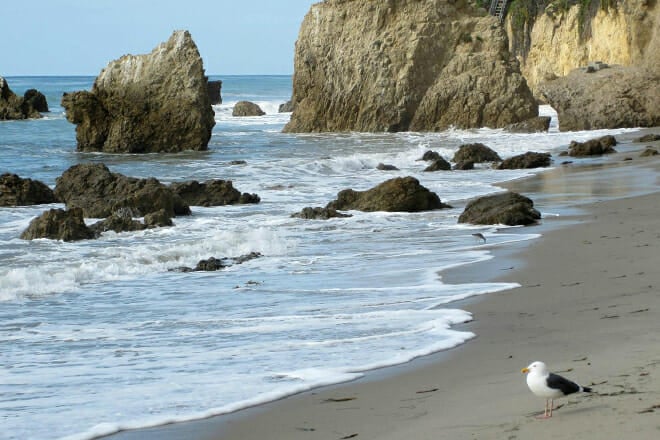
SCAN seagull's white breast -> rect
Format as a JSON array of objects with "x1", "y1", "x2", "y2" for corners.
[{"x1": 527, "y1": 372, "x2": 563, "y2": 398}]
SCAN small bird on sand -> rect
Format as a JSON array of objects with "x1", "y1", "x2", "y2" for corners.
[
  {"x1": 521, "y1": 361, "x2": 592, "y2": 418},
  {"x1": 471, "y1": 232, "x2": 486, "y2": 243}
]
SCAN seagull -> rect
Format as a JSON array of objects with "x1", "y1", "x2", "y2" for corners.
[{"x1": 521, "y1": 361, "x2": 592, "y2": 418}]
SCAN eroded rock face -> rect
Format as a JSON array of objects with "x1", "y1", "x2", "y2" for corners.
[
  {"x1": 0, "y1": 76, "x2": 42, "y2": 120},
  {"x1": 54, "y1": 163, "x2": 190, "y2": 218},
  {"x1": 539, "y1": 66, "x2": 660, "y2": 131},
  {"x1": 458, "y1": 192, "x2": 541, "y2": 226},
  {"x1": 61, "y1": 30, "x2": 215, "y2": 153},
  {"x1": 497, "y1": 152, "x2": 552, "y2": 169},
  {"x1": 284, "y1": 0, "x2": 537, "y2": 133},
  {"x1": 0, "y1": 173, "x2": 58, "y2": 206},
  {"x1": 20, "y1": 208, "x2": 95, "y2": 241},
  {"x1": 170, "y1": 180, "x2": 260, "y2": 206},
  {"x1": 326, "y1": 176, "x2": 450, "y2": 212}
]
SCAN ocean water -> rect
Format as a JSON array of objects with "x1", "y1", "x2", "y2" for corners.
[{"x1": 0, "y1": 75, "x2": 639, "y2": 440}]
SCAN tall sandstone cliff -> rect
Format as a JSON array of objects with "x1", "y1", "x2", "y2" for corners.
[
  {"x1": 507, "y1": 0, "x2": 659, "y2": 94},
  {"x1": 284, "y1": 0, "x2": 537, "y2": 133}
]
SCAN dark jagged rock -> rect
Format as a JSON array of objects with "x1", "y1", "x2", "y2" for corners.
[
  {"x1": 20, "y1": 207, "x2": 95, "y2": 241},
  {"x1": 424, "y1": 157, "x2": 451, "y2": 172},
  {"x1": 144, "y1": 209, "x2": 174, "y2": 227},
  {"x1": 278, "y1": 100, "x2": 294, "y2": 113},
  {"x1": 170, "y1": 180, "x2": 260, "y2": 207},
  {"x1": 568, "y1": 135, "x2": 617, "y2": 157},
  {"x1": 232, "y1": 101, "x2": 265, "y2": 116},
  {"x1": 207, "y1": 80, "x2": 222, "y2": 104},
  {"x1": 0, "y1": 76, "x2": 42, "y2": 120},
  {"x1": 452, "y1": 143, "x2": 502, "y2": 163},
  {"x1": 497, "y1": 152, "x2": 552, "y2": 169},
  {"x1": 326, "y1": 176, "x2": 451, "y2": 213},
  {"x1": 291, "y1": 206, "x2": 352, "y2": 220},
  {"x1": 640, "y1": 147, "x2": 659, "y2": 157},
  {"x1": 0, "y1": 173, "x2": 58, "y2": 206},
  {"x1": 376, "y1": 163, "x2": 399, "y2": 171},
  {"x1": 458, "y1": 192, "x2": 541, "y2": 226},
  {"x1": 418, "y1": 151, "x2": 442, "y2": 162},
  {"x1": 172, "y1": 252, "x2": 263, "y2": 272},
  {"x1": 635, "y1": 134, "x2": 660, "y2": 143},
  {"x1": 453, "y1": 161, "x2": 475, "y2": 170},
  {"x1": 54, "y1": 163, "x2": 190, "y2": 218},
  {"x1": 23, "y1": 89, "x2": 49, "y2": 112},
  {"x1": 505, "y1": 116, "x2": 551, "y2": 133},
  {"x1": 90, "y1": 210, "x2": 147, "y2": 235},
  {"x1": 61, "y1": 31, "x2": 215, "y2": 153}
]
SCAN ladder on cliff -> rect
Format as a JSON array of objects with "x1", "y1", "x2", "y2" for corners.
[{"x1": 489, "y1": 0, "x2": 509, "y2": 22}]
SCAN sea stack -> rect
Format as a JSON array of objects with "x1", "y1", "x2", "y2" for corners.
[
  {"x1": 61, "y1": 30, "x2": 215, "y2": 153},
  {"x1": 284, "y1": 0, "x2": 537, "y2": 133}
]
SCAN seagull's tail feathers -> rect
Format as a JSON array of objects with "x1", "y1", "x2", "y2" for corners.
[{"x1": 580, "y1": 385, "x2": 592, "y2": 393}]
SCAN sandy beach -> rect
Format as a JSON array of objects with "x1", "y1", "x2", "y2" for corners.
[{"x1": 108, "y1": 136, "x2": 660, "y2": 440}]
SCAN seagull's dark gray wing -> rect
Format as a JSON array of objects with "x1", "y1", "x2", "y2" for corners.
[{"x1": 546, "y1": 373, "x2": 581, "y2": 395}]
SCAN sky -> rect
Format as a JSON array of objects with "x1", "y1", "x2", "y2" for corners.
[{"x1": 0, "y1": 0, "x2": 317, "y2": 76}]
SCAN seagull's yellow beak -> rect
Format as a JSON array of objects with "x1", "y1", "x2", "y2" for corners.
[{"x1": 521, "y1": 367, "x2": 530, "y2": 374}]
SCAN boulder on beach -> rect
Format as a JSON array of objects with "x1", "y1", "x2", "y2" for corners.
[
  {"x1": 0, "y1": 173, "x2": 58, "y2": 206},
  {"x1": 283, "y1": 0, "x2": 537, "y2": 133},
  {"x1": 452, "y1": 143, "x2": 502, "y2": 163},
  {"x1": 326, "y1": 176, "x2": 451, "y2": 212},
  {"x1": 20, "y1": 207, "x2": 95, "y2": 241},
  {"x1": 424, "y1": 157, "x2": 452, "y2": 172},
  {"x1": 291, "y1": 206, "x2": 352, "y2": 220},
  {"x1": 232, "y1": 101, "x2": 265, "y2": 117},
  {"x1": 458, "y1": 192, "x2": 541, "y2": 226},
  {"x1": 0, "y1": 76, "x2": 42, "y2": 120},
  {"x1": 170, "y1": 180, "x2": 260, "y2": 206},
  {"x1": 54, "y1": 163, "x2": 190, "y2": 218},
  {"x1": 568, "y1": 135, "x2": 617, "y2": 157},
  {"x1": 453, "y1": 161, "x2": 475, "y2": 170},
  {"x1": 61, "y1": 30, "x2": 215, "y2": 153},
  {"x1": 497, "y1": 152, "x2": 552, "y2": 170}
]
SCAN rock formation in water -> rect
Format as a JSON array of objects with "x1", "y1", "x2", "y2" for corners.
[
  {"x1": 568, "y1": 135, "x2": 617, "y2": 157},
  {"x1": 54, "y1": 163, "x2": 190, "y2": 218},
  {"x1": 170, "y1": 180, "x2": 260, "y2": 206},
  {"x1": 326, "y1": 176, "x2": 451, "y2": 212},
  {"x1": 497, "y1": 152, "x2": 552, "y2": 169},
  {"x1": 61, "y1": 30, "x2": 215, "y2": 153},
  {"x1": 0, "y1": 77, "x2": 43, "y2": 120},
  {"x1": 284, "y1": 0, "x2": 537, "y2": 133},
  {"x1": 0, "y1": 173, "x2": 58, "y2": 206},
  {"x1": 20, "y1": 208, "x2": 95, "y2": 241},
  {"x1": 232, "y1": 101, "x2": 265, "y2": 116},
  {"x1": 452, "y1": 143, "x2": 501, "y2": 163}
]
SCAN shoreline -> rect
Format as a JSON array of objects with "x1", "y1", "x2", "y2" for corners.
[{"x1": 105, "y1": 136, "x2": 660, "y2": 440}]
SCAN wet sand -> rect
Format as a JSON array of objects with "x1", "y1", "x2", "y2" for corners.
[{"x1": 107, "y1": 134, "x2": 660, "y2": 440}]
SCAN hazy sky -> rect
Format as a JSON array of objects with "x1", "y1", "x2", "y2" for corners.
[{"x1": 1, "y1": 0, "x2": 317, "y2": 76}]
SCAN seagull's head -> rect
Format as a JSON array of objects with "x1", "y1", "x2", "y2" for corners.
[{"x1": 521, "y1": 361, "x2": 548, "y2": 375}]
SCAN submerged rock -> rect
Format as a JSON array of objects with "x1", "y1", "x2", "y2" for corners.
[
  {"x1": 635, "y1": 134, "x2": 660, "y2": 143},
  {"x1": 453, "y1": 161, "x2": 475, "y2": 170},
  {"x1": 0, "y1": 173, "x2": 58, "y2": 206},
  {"x1": 423, "y1": 157, "x2": 452, "y2": 172},
  {"x1": 418, "y1": 151, "x2": 442, "y2": 162},
  {"x1": 497, "y1": 152, "x2": 552, "y2": 169},
  {"x1": 458, "y1": 192, "x2": 541, "y2": 226},
  {"x1": 284, "y1": 0, "x2": 536, "y2": 132},
  {"x1": 20, "y1": 207, "x2": 95, "y2": 241},
  {"x1": 170, "y1": 180, "x2": 260, "y2": 206},
  {"x1": 291, "y1": 206, "x2": 352, "y2": 220},
  {"x1": 232, "y1": 101, "x2": 265, "y2": 117},
  {"x1": 89, "y1": 210, "x2": 147, "y2": 236},
  {"x1": 376, "y1": 163, "x2": 399, "y2": 171},
  {"x1": 326, "y1": 176, "x2": 451, "y2": 212},
  {"x1": 452, "y1": 143, "x2": 502, "y2": 163},
  {"x1": 568, "y1": 135, "x2": 617, "y2": 157},
  {"x1": 172, "y1": 252, "x2": 263, "y2": 272},
  {"x1": 61, "y1": 30, "x2": 215, "y2": 153},
  {"x1": 54, "y1": 163, "x2": 190, "y2": 218},
  {"x1": 640, "y1": 147, "x2": 659, "y2": 157}
]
